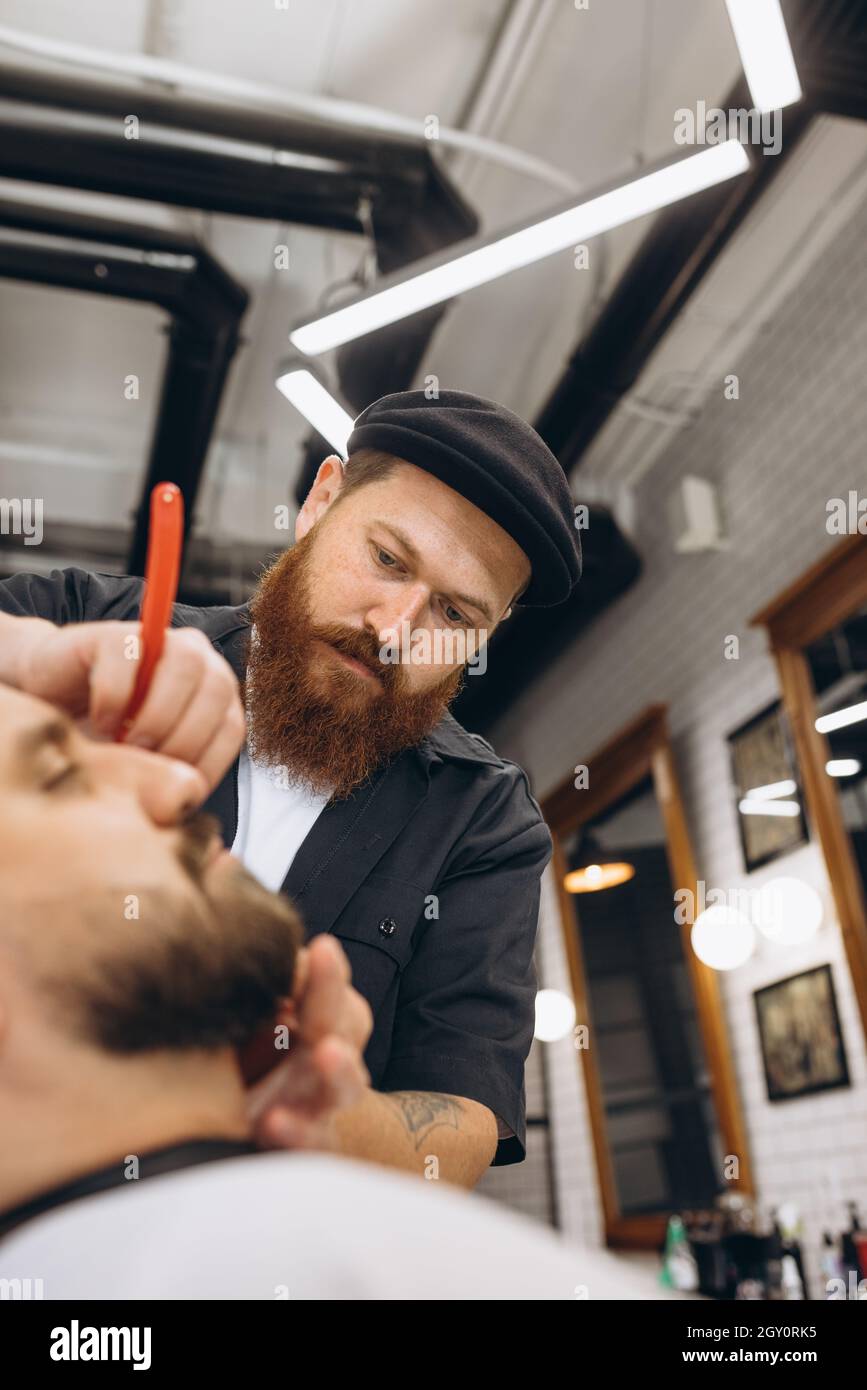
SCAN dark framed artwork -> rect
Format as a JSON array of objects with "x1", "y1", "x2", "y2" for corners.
[
  {"x1": 754, "y1": 964, "x2": 850, "y2": 1102},
  {"x1": 727, "y1": 700, "x2": 809, "y2": 872}
]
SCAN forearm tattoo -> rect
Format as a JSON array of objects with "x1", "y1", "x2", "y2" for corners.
[{"x1": 383, "y1": 1091, "x2": 464, "y2": 1150}]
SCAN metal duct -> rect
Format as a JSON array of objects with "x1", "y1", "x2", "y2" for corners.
[
  {"x1": 0, "y1": 198, "x2": 249, "y2": 573},
  {"x1": 0, "y1": 62, "x2": 478, "y2": 565}
]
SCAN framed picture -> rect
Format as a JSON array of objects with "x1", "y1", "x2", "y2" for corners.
[
  {"x1": 727, "y1": 700, "x2": 809, "y2": 872},
  {"x1": 754, "y1": 964, "x2": 850, "y2": 1103}
]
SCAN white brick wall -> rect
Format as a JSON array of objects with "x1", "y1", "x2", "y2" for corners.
[
  {"x1": 475, "y1": 1031, "x2": 556, "y2": 1224},
  {"x1": 488, "y1": 185, "x2": 867, "y2": 1294}
]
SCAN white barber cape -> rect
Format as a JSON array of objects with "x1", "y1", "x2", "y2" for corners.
[{"x1": 0, "y1": 1152, "x2": 678, "y2": 1301}]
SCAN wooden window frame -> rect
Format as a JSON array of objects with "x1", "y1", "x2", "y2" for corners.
[
  {"x1": 750, "y1": 533, "x2": 867, "y2": 1043},
  {"x1": 542, "y1": 703, "x2": 754, "y2": 1250}
]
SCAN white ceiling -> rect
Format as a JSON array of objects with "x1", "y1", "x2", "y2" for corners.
[{"x1": 0, "y1": 0, "x2": 859, "y2": 561}]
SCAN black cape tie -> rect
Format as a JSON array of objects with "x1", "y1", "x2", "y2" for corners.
[{"x1": 0, "y1": 1137, "x2": 258, "y2": 1242}]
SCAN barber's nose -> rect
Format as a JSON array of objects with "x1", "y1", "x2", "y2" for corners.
[
  {"x1": 368, "y1": 583, "x2": 429, "y2": 642},
  {"x1": 89, "y1": 742, "x2": 209, "y2": 826}
]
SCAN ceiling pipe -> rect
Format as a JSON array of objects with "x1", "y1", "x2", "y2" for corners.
[
  {"x1": 0, "y1": 25, "x2": 578, "y2": 194},
  {"x1": 0, "y1": 62, "x2": 475, "y2": 237},
  {"x1": 0, "y1": 61, "x2": 478, "y2": 566},
  {"x1": 0, "y1": 199, "x2": 249, "y2": 574}
]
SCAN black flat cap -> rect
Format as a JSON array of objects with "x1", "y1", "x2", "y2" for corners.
[{"x1": 346, "y1": 389, "x2": 581, "y2": 606}]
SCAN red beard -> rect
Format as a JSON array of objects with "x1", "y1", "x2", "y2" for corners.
[{"x1": 244, "y1": 531, "x2": 464, "y2": 799}]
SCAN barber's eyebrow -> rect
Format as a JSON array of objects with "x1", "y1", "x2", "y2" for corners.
[
  {"x1": 15, "y1": 715, "x2": 72, "y2": 767},
  {"x1": 374, "y1": 521, "x2": 496, "y2": 624}
]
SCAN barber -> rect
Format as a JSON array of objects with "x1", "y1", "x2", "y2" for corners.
[{"x1": 0, "y1": 390, "x2": 581, "y2": 1187}]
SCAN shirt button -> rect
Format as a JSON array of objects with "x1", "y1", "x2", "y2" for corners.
[{"x1": 378, "y1": 917, "x2": 397, "y2": 938}]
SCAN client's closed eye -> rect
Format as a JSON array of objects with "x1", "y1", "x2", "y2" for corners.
[{"x1": 43, "y1": 762, "x2": 90, "y2": 795}]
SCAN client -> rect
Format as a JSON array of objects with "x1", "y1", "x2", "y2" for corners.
[{"x1": 0, "y1": 682, "x2": 672, "y2": 1300}]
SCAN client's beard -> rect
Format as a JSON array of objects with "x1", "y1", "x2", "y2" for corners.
[
  {"x1": 245, "y1": 529, "x2": 465, "y2": 799},
  {"x1": 40, "y1": 814, "x2": 302, "y2": 1055}
]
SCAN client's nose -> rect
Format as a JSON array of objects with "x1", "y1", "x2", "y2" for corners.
[{"x1": 87, "y1": 741, "x2": 209, "y2": 825}]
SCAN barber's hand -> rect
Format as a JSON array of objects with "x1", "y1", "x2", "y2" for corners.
[
  {"x1": 247, "y1": 935, "x2": 373, "y2": 1152},
  {"x1": 15, "y1": 619, "x2": 245, "y2": 793}
]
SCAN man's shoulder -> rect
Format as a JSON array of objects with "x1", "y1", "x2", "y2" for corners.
[
  {"x1": 423, "y1": 711, "x2": 505, "y2": 769},
  {"x1": 3, "y1": 566, "x2": 251, "y2": 643},
  {"x1": 170, "y1": 595, "x2": 250, "y2": 645},
  {"x1": 78, "y1": 570, "x2": 251, "y2": 672},
  {"x1": 420, "y1": 713, "x2": 548, "y2": 833}
]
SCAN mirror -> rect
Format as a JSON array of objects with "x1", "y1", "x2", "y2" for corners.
[
  {"x1": 560, "y1": 773, "x2": 724, "y2": 1218},
  {"x1": 543, "y1": 704, "x2": 752, "y2": 1249},
  {"x1": 751, "y1": 535, "x2": 867, "y2": 1044},
  {"x1": 806, "y1": 600, "x2": 867, "y2": 906}
]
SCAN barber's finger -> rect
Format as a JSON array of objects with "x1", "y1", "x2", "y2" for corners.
[
  {"x1": 192, "y1": 698, "x2": 247, "y2": 791},
  {"x1": 153, "y1": 657, "x2": 240, "y2": 764},
  {"x1": 122, "y1": 634, "x2": 203, "y2": 748},
  {"x1": 344, "y1": 986, "x2": 374, "y2": 1051},
  {"x1": 254, "y1": 1107, "x2": 330, "y2": 1153},
  {"x1": 86, "y1": 625, "x2": 142, "y2": 732},
  {"x1": 248, "y1": 1035, "x2": 367, "y2": 1123},
  {"x1": 295, "y1": 934, "x2": 353, "y2": 1040},
  {"x1": 280, "y1": 1037, "x2": 369, "y2": 1118},
  {"x1": 310, "y1": 1035, "x2": 370, "y2": 1112},
  {"x1": 300, "y1": 968, "x2": 372, "y2": 1055},
  {"x1": 247, "y1": 1059, "x2": 301, "y2": 1123},
  {"x1": 253, "y1": 1041, "x2": 368, "y2": 1147}
]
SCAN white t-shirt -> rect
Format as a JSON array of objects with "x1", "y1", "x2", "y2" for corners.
[
  {"x1": 0, "y1": 1151, "x2": 683, "y2": 1301},
  {"x1": 231, "y1": 744, "x2": 330, "y2": 893}
]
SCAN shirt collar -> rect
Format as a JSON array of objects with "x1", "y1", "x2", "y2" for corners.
[{"x1": 414, "y1": 712, "x2": 502, "y2": 770}]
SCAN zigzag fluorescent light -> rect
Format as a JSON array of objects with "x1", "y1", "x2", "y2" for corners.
[
  {"x1": 725, "y1": 0, "x2": 802, "y2": 114},
  {"x1": 289, "y1": 141, "x2": 750, "y2": 356}
]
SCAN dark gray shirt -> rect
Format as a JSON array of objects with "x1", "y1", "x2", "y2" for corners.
[{"x1": 1, "y1": 567, "x2": 552, "y2": 1164}]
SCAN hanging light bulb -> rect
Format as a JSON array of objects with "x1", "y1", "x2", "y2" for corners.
[
  {"x1": 534, "y1": 989, "x2": 577, "y2": 1042},
  {"x1": 752, "y1": 876, "x2": 822, "y2": 946},
  {"x1": 563, "y1": 830, "x2": 635, "y2": 894},
  {"x1": 691, "y1": 904, "x2": 756, "y2": 970}
]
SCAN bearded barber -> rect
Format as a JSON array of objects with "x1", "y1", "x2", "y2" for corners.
[{"x1": 0, "y1": 390, "x2": 581, "y2": 1188}]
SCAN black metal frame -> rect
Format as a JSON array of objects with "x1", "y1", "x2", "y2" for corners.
[
  {"x1": 0, "y1": 200, "x2": 249, "y2": 574},
  {"x1": 0, "y1": 62, "x2": 477, "y2": 570}
]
